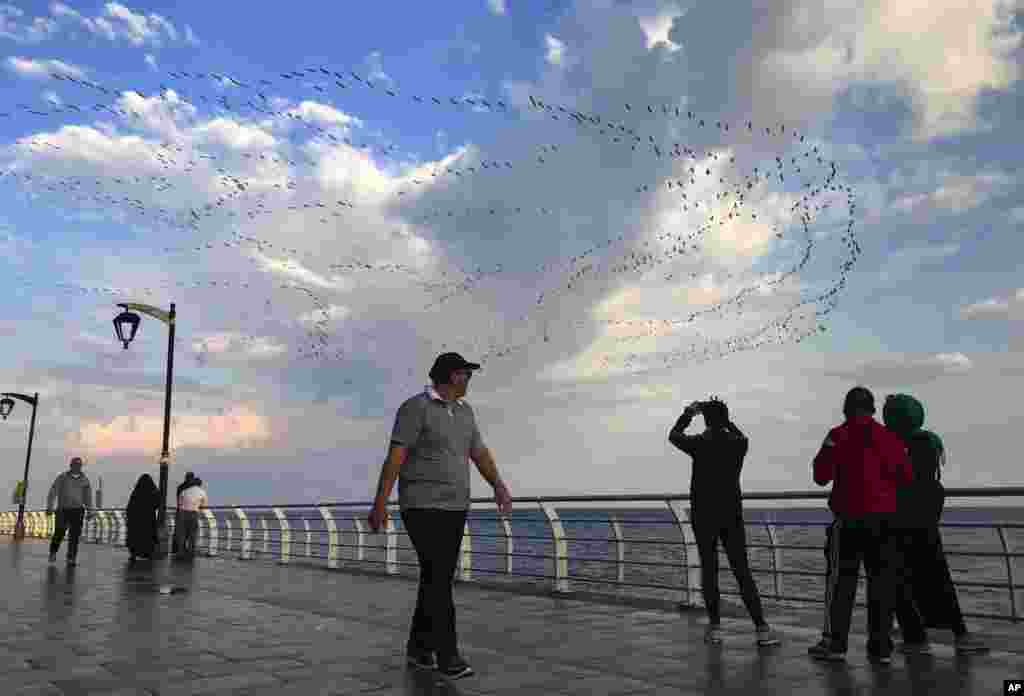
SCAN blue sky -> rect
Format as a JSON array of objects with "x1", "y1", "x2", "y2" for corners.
[{"x1": 1, "y1": 0, "x2": 1022, "y2": 508}]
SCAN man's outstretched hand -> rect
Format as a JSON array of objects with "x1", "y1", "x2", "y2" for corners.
[{"x1": 494, "y1": 479, "x2": 513, "y2": 515}]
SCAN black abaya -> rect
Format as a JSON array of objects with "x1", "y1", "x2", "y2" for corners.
[{"x1": 126, "y1": 474, "x2": 160, "y2": 559}]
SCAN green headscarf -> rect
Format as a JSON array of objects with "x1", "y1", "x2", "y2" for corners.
[{"x1": 882, "y1": 393, "x2": 924, "y2": 437}]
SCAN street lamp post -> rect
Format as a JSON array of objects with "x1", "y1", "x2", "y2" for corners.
[
  {"x1": 114, "y1": 301, "x2": 176, "y2": 558},
  {"x1": 1, "y1": 391, "x2": 40, "y2": 541}
]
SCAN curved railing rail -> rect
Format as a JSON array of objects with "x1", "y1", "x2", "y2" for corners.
[{"x1": 4, "y1": 486, "x2": 1022, "y2": 622}]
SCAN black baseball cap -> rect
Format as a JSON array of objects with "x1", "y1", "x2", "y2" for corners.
[{"x1": 429, "y1": 352, "x2": 481, "y2": 383}]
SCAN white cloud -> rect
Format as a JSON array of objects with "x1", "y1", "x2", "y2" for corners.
[
  {"x1": 959, "y1": 289, "x2": 1024, "y2": 321},
  {"x1": 487, "y1": 0, "x2": 507, "y2": 15},
  {"x1": 144, "y1": 53, "x2": 157, "y2": 70},
  {"x1": 824, "y1": 351, "x2": 974, "y2": 387},
  {"x1": 5, "y1": 2, "x2": 196, "y2": 47},
  {"x1": 6, "y1": 56, "x2": 86, "y2": 79},
  {"x1": 544, "y1": 34, "x2": 566, "y2": 65},
  {"x1": 287, "y1": 101, "x2": 361, "y2": 130},
  {"x1": 192, "y1": 117, "x2": 277, "y2": 151},
  {"x1": 757, "y1": 0, "x2": 1023, "y2": 139}
]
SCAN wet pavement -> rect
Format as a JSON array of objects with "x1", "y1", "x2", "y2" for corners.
[{"x1": 2, "y1": 537, "x2": 1021, "y2": 695}]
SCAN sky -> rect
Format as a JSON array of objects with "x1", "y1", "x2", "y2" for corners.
[{"x1": 0, "y1": 0, "x2": 1022, "y2": 509}]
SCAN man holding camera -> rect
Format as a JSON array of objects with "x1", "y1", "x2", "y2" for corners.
[{"x1": 669, "y1": 397, "x2": 780, "y2": 646}]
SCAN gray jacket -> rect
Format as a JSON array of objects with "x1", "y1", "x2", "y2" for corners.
[{"x1": 47, "y1": 472, "x2": 93, "y2": 510}]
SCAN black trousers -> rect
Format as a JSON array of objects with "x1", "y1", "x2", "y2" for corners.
[
  {"x1": 827, "y1": 515, "x2": 923, "y2": 654},
  {"x1": 896, "y1": 526, "x2": 967, "y2": 636},
  {"x1": 176, "y1": 511, "x2": 200, "y2": 558},
  {"x1": 402, "y1": 508, "x2": 467, "y2": 663},
  {"x1": 691, "y1": 511, "x2": 766, "y2": 626},
  {"x1": 50, "y1": 508, "x2": 85, "y2": 559}
]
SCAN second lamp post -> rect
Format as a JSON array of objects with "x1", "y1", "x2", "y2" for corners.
[{"x1": 114, "y1": 301, "x2": 176, "y2": 558}]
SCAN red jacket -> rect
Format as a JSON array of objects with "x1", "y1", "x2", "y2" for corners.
[{"x1": 813, "y1": 415, "x2": 912, "y2": 517}]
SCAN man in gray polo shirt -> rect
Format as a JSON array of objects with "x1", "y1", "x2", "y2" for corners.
[{"x1": 368, "y1": 352, "x2": 512, "y2": 679}]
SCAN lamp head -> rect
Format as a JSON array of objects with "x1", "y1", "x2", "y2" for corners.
[
  {"x1": 0, "y1": 396, "x2": 13, "y2": 420},
  {"x1": 113, "y1": 308, "x2": 141, "y2": 349}
]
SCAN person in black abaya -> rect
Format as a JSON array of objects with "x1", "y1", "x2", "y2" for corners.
[{"x1": 126, "y1": 474, "x2": 160, "y2": 562}]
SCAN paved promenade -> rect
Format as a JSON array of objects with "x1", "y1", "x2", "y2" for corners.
[{"x1": 3, "y1": 537, "x2": 1021, "y2": 696}]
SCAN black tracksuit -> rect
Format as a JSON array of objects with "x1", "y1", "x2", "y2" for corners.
[{"x1": 670, "y1": 412, "x2": 767, "y2": 626}]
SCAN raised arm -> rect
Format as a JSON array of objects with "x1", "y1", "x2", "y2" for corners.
[{"x1": 669, "y1": 403, "x2": 701, "y2": 457}]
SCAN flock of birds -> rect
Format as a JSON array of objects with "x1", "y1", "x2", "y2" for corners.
[{"x1": 0, "y1": 57, "x2": 862, "y2": 372}]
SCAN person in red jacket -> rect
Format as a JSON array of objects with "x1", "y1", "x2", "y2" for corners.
[{"x1": 808, "y1": 386, "x2": 917, "y2": 664}]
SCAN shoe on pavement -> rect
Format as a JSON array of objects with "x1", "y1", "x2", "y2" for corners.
[
  {"x1": 704, "y1": 624, "x2": 723, "y2": 645},
  {"x1": 48, "y1": 552, "x2": 57, "y2": 564},
  {"x1": 755, "y1": 625, "x2": 781, "y2": 647},
  {"x1": 809, "y1": 640, "x2": 846, "y2": 662},
  {"x1": 66, "y1": 557, "x2": 77, "y2": 567},
  {"x1": 406, "y1": 649, "x2": 437, "y2": 670},
  {"x1": 954, "y1": 634, "x2": 989, "y2": 655},
  {"x1": 867, "y1": 652, "x2": 892, "y2": 665},
  {"x1": 438, "y1": 657, "x2": 473, "y2": 679}
]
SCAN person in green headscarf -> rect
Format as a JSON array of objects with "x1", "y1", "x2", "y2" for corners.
[{"x1": 883, "y1": 393, "x2": 988, "y2": 654}]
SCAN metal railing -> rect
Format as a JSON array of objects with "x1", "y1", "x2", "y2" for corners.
[{"x1": 5, "y1": 487, "x2": 1022, "y2": 622}]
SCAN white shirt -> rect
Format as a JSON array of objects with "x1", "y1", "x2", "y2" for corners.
[{"x1": 178, "y1": 486, "x2": 207, "y2": 512}]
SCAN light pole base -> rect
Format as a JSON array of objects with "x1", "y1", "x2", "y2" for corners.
[
  {"x1": 13, "y1": 521, "x2": 26, "y2": 540},
  {"x1": 152, "y1": 520, "x2": 172, "y2": 560}
]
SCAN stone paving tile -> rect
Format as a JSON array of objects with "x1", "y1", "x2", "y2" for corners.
[{"x1": 148, "y1": 671, "x2": 281, "y2": 696}]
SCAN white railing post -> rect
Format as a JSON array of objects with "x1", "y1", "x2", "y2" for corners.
[
  {"x1": 204, "y1": 510, "x2": 219, "y2": 556},
  {"x1": 261, "y1": 515, "x2": 270, "y2": 556},
  {"x1": 539, "y1": 502, "x2": 571, "y2": 594},
  {"x1": 319, "y1": 507, "x2": 339, "y2": 569},
  {"x1": 235, "y1": 508, "x2": 252, "y2": 560},
  {"x1": 457, "y1": 520, "x2": 472, "y2": 583},
  {"x1": 500, "y1": 514, "x2": 514, "y2": 574},
  {"x1": 667, "y1": 499, "x2": 702, "y2": 608},
  {"x1": 352, "y1": 515, "x2": 366, "y2": 562},
  {"x1": 96, "y1": 511, "x2": 109, "y2": 543},
  {"x1": 274, "y1": 508, "x2": 291, "y2": 564},
  {"x1": 48, "y1": 511, "x2": 56, "y2": 537},
  {"x1": 112, "y1": 511, "x2": 125, "y2": 545},
  {"x1": 303, "y1": 519, "x2": 312, "y2": 558},
  {"x1": 996, "y1": 525, "x2": 1019, "y2": 621},
  {"x1": 764, "y1": 522, "x2": 783, "y2": 601},
  {"x1": 223, "y1": 515, "x2": 234, "y2": 553},
  {"x1": 609, "y1": 513, "x2": 626, "y2": 585},
  {"x1": 384, "y1": 515, "x2": 398, "y2": 574}
]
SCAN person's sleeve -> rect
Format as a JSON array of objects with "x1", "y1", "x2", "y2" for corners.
[
  {"x1": 46, "y1": 475, "x2": 60, "y2": 509},
  {"x1": 813, "y1": 428, "x2": 838, "y2": 486},
  {"x1": 390, "y1": 398, "x2": 424, "y2": 448},
  {"x1": 469, "y1": 408, "x2": 485, "y2": 453},
  {"x1": 668, "y1": 412, "x2": 700, "y2": 457}
]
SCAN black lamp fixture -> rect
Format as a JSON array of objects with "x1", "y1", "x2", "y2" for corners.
[
  {"x1": 0, "y1": 396, "x2": 14, "y2": 420},
  {"x1": 113, "y1": 308, "x2": 141, "y2": 349}
]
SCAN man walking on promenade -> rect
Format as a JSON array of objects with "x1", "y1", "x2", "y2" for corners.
[
  {"x1": 368, "y1": 352, "x2": 513, "y2": 680},
  {"x1": 46, "y1": 456, "x2": 93, "y2": 566},
  {"x1": 809, "y1": 386, "x2": 916, "y2": 664},
  {"x1": 669, "y1": 397, "x2": 780, "y2": 647}
]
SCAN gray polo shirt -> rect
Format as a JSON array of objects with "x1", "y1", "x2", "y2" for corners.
[{"x1": 390, "y1": 387, "x2": 484, "y2": 512}]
